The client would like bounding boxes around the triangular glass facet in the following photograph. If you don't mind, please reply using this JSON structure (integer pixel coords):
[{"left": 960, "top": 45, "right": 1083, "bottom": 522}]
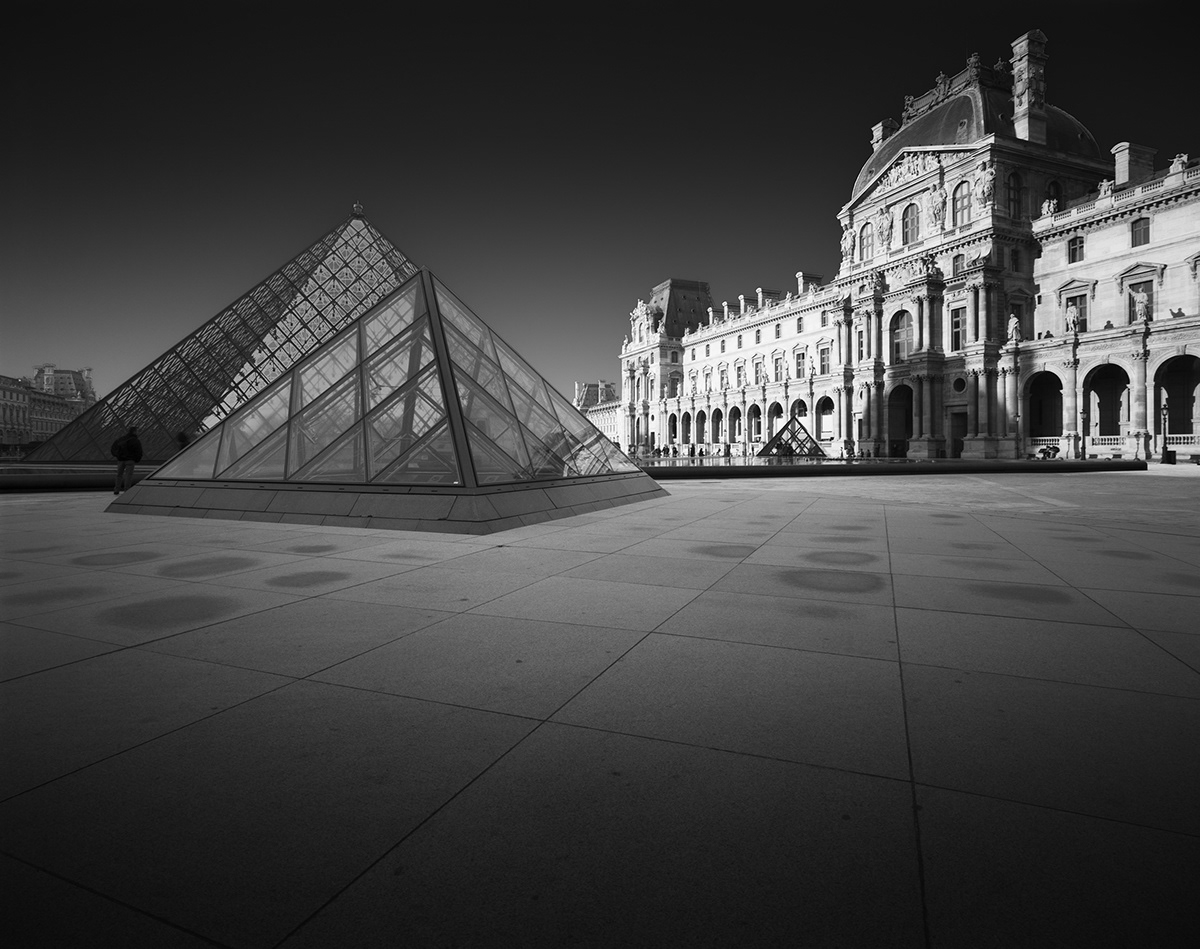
[{"left": 374, "top": 423, "right": 461, "bottom": 485}]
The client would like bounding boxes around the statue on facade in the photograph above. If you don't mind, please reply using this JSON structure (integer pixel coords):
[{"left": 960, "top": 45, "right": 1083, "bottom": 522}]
[
  {"left": 928, "top": 182, "right": 947, "bottom": 230},
  {"left": 1170, "top": 153, "right": 1189, "bottom": 173},
  {"left": 967, "top": 52, "right": 982, "bottom": 79},
  {"left": 876, "top": 206, "right": 894, "bottom": 250},
  {"left": 1065, "top": 302, "right": 1080, "bottom": 334},
  {"left": 902, "top": 95, "right": 917, "bottom": 123},
  {"left": 1040, "top": 197, "right": 1058, "bottom": 216},
  {"left": 975, "top": 160, "right": 996, "bottom": 207},
  {"left": 934, "top": 72, "right": 952, "bottom": 101},
  {"left": 840, "top": 223, "right": 856, "bottom": 260},
  {"left": 1131, "top": 287, "right": 1151, "bottom": 321},
  {"left": 1098, "top": 178, "right": 1114, "bottom": 197},
  {"left": 1007, "top": 313, "right": 1023, "bottom": 343}
]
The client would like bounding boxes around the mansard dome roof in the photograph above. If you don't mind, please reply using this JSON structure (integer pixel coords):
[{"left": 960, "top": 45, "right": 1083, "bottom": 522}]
[{"left": 851, "top": 83, "right": 1101, "bottom": 200}]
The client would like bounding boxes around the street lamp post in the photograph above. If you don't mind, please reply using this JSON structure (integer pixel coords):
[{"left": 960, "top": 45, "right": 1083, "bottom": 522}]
[{"left": 1161, "top": 397, "right": 1170, "bottom": 462}]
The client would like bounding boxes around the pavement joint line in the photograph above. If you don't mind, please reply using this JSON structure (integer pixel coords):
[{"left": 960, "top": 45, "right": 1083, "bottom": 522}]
[{"left": 891, "top": 658, "right": 1200, "bottom": 700}]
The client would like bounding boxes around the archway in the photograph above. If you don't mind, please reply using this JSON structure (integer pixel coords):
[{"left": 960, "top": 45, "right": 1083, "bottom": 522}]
[
  {"left": 668, "top": 413, "right": 678, "bottom": 444},
  {"left": 1155, "top": 354, "right": 1200, "bottom": 439},
  {"left": 790, "top": 398, "right": 808, "bottom": 419},
  {"left": 696, "top": 410, "right": 707, "bottom": 445},
  {"left": 1083, "top": 364, "right": 1129, "bottom": 443},
  {"left": 711, "top": 408, "right": 724, "bottom": 444},
  {"left": 887, "top": 385, "right": 913, "bottom": 457},
  {"left": 748, "top": 405, "right": 763, "bottom": 443},
  {"left": 1028, "top": 373, "right": 1063, "bottom": 438},
  {"left": 815, "top": 396, "right": 835, "bottom": 440},
  {"left": 767, "top": 402, "right": 784, "bottom": 437},
  {"left": 681, "top": 412, "right": 692, "bottom": 445},
  {"left": 729, "top": 406, "right": 743, "bottom": 442}
]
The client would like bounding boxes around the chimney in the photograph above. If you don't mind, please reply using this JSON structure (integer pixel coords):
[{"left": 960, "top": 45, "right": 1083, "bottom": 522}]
[
  {"left": 1111, "top": 143, "right": 1158, "bottom": 187},
  {"left": 1010, "top": 30, "right": 1048, "bottom": 144},
  {"left": 870, "top": 119, "right": 900, "bottom": 151}
]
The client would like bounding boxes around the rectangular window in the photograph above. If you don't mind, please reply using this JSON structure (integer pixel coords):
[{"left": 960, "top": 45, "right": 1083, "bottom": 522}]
[
  {"left": 774, "top": 357, "right": 783, "bottom": 381},
  {"left": 754, "top": 363, "right": 762, "bottom": 385},
  {"left": 820, "top": 313, "right": 829, "bottom": 327},
  {"left": 1128, "top": 281, "right": 1153, "bottom": 322},
  {"left": 1065, "top": 294, "right": 1088, "bottom": 332},
  {"left": 705, "top": 374, "right": 711, "bottom": 392},
  {"left": 795, "top": 353, "right": 805, "bottom": 378},
  {"left": 1131, "top": 218, "right": 1150, "bottom": 247},
  {"left": 720, "top": 369, "right": 728, "bottom": 389},
  {"left": 952, "top": 254, "right": 965, "bottom": 276},
  {"left": 737, "top": 335, "right": 742, "bottom": 349},
  {"left": 950, "top": 307, "right": 966, "bottom": 351},
  {"left": 774, "top": 324, "right": 781, "bottom": 339},
  {"left": 670, "top": 351, "right": 679, "bottom": 363},
  {"left": 1068, "top": 236, "right": 1085, "bottom": 263},
  {"left": 720, "top": 339, "right": 725, "bottom": 353},
  {"left": 796, "top": 317, "right": 804, "bottom": 333},
  {"left": 736, "top": 365, "right": 744, "bottom": 387},
  {"left": 856, "top": 330, "right": 864, "bottom": 363},
  {"left": 819, "top": 348, "right": 830, "bottom": 374}
]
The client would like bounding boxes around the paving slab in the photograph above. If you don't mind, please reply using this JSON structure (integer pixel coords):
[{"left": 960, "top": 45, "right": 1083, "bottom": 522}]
[
  {"left": 278, "top": 724, "right": 925, "bottom": 949},
  {"left": 0, "top": 680, "right": 534, "bottom": 949}
]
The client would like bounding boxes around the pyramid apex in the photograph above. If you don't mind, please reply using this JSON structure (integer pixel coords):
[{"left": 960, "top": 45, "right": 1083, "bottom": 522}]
[{"left": 352, "top": 201, "right": 365, "bottom": 217}]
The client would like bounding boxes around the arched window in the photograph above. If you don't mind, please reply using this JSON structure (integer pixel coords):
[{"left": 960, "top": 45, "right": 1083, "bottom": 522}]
[
  {"left": 774, "top": 323, "right": 781, "bottom": 339},
  {"left": 902, "top": 204, "right": 920, "bottom": 244},
  {"left": 704, "top": 344, "right": 710, "bottom": 357},
  {"left": 796, "top": 316, "right": 803, "bottom": 332},
  {"left": 1006, "top": 172, "right": 1023, "bottom": 219},
  {"left": 859, "top": 223, "right": 874, "bottom": 261},
  {"left": 952, "top": 182, "right": 972, "bottom": 226},
  {"left": 755, "top": 329, "right": 761, "bottom": 344},
  {"left": 891, "top": 311, "right": 914, "bottom": 363},
  {"left": 1046, "top": 180, "right": 1062, "bottom": 206}
]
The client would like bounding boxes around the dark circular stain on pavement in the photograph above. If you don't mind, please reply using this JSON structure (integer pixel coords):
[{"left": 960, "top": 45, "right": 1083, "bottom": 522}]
[
  {"left": 690, "top": 545, "right": 758, "bottom": 559},
  {"left": 158, "top": 556, "right": 262, "bottom": 578},
  {"left": 97, "top": 594, "right": 237, "bottom": 630},
  {"left": 72, "top": 550, "right": 161, "bottom": 566},
  {"left": 802, "top": 551, "right": 880, "bottom": 567},
  {"left": 266, "top": 571, "right": 352, "bottom": 588},
  {"left": 781, "top": 569, "right": 885, "bottom": 594}
]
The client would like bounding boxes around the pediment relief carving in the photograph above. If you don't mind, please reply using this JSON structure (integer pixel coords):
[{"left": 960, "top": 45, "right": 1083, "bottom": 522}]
[
  {"left": 1114, "top": 261, "right": 1167, "bottom": 291},
  {"left": 1054, "top": 278, "right": 1098, "bottom": 305},
  {"left": 853, "top": 149, "right": 974, "bottom": 211}
]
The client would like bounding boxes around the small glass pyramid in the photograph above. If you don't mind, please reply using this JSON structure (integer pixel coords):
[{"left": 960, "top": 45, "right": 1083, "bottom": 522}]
[
  {"left": 757, "top": 416, "right": 826, "bottom": 459},
  {"left": 26, "top": 208, "right": 418, "bottom": 464},
  {"left": 146, "top": 270, "right": 641, "bottom": 489}
]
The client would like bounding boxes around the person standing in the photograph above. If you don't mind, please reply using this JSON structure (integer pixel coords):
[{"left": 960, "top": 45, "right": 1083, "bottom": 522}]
[{"left": 111, "top": 426, "right": 143, "bottom": 495}]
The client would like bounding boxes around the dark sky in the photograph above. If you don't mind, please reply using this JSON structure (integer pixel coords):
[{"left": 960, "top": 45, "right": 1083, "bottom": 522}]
[{"left": 3, "top": 1, "right": 1191, "bottom": 401}]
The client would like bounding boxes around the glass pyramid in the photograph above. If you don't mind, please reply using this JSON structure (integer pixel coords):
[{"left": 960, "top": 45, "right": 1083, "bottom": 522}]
[
  {"left": 26, "top": 208, "right": 419, "bottom": 464},
  {"left": 757, "top": 416, "right": 826, "bottom": 459},
  {"left": 146, "top": 269, "right": 641, "bottom": 489}
]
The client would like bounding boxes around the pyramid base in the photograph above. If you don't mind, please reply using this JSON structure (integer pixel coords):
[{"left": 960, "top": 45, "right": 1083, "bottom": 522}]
[{"left": 106, "top": 471, "right": 668, "bottom": 534}]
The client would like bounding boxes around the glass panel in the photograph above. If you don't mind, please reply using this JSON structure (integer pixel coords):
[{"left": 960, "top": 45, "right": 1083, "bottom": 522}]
[
  {"left": 44, "top": 414, "right": 104, "bottom": 460},
  {"left": 365, "top": 318, "right": 435, "bottom": 409},
  {"left": 494, "top": 337, "right": 554, "bottom": 412},
  {"left": 434, "top": 280, "right": 497, "bottom": 360},
  {"left": 217, "top": 378, "right": 291, "bottom": 473},
  {"left": 155, "top": 427, "right": 221, "bottom": 480},
  {"left": 365, "top": 370, "right": 446, "bottom": 476},
  {"left": 362, "top": 278, "right": 424, "bottom": 353},
  {"left": 455, "top": 374, "right": 531, "bottom": 475},
  {"left": 220, "top": 425, "right": 288, "bottom": 480},
  {"left": 507, "top": 382, "right": 567, "bottom": 449},
  {"left": 296, "top": 331, "right": 359, "bottom": 407},
  {"left": 374, "top": 421, "right": 461, "bottom": 484},
  {"left": 466, "top": 427, "right": 531, "bottom": 484},
  {"left": 288, "top": 372, "right": 359, "bottom": 475},
  {"left": 293, "top": 425, "right": 367, "bottom": 482}
]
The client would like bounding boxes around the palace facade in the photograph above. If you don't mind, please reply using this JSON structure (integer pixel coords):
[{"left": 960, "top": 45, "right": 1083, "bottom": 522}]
[{"left": 583, "top": 30, "right": 1200, "bottom": 462}]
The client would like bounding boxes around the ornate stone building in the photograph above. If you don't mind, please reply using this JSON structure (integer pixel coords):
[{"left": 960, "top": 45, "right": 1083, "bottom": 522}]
[{"left": 586, "top": 30, "right": 1200, "bottom": 462}]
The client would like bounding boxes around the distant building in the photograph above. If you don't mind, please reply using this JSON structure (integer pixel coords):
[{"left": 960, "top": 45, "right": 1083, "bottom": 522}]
[
  {"left": 584, "top": 30, "right": 1200, "bottom": 462},
  {"left": 32, "top": 364, "right": 97, "bottom": 408},
  {"left": 573, "top": 380, "right": 620, "bottom": 444},
  {"left": 1, "top": 371, "right": 92, "bottom": 456}
]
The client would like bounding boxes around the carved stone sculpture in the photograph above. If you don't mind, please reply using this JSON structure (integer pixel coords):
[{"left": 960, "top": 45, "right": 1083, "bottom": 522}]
[
  {"left": 1065, "top": 302, "right": 1079, "bottom": 333},
  {"left": 840, "top": 223, "right": 856, "bottom": 261},
  {"left": 876, "top": 207, "right": 894, "bottom": 251},
  {"left": 1007, "top": 313, "right": 1022, "bottom": 342},
  {"left": 1099, "top": 178, "right": 1114, "bottom": 197},
  {"left": 928, "top": 183, "right": 947, "bottom": 230}
]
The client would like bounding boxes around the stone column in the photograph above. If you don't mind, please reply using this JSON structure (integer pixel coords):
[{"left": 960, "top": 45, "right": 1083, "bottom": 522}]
[
  {"left": 913, "top": 375, "right": 924, "bottom": 438},
  {"left": 871, "top": 383, "right": 883, "bottom": 441},
  {"left": 970, "top": 286, "right": 980, "bottom": 342},
  {"left": 967, "top": 371, "right": 979, "bottom": 437},
  {"left": 981, "top": 284, "right": 993, "bottom": 342},
  {"left": 922, "top": 374, "right": 934, "bottom": 436},
  {"left": 984, "top": 369, "right": 997, "bottom": 436},
  {"left": 845, "top": 386, "right": 855, "bottom": 445},
  {"left": 873, "top": 310, "right": 884, "bottom": 363},
  {"left": 916, "top": 296, "right": 926, "bottom": 351},
  {"left": 861, "top": 385, "right": 871, "bottom": 442},
  {"left": 1132, "top": 352, "right": 1148, "bottom": 432},
  {"left": 1063, "top": 358, "right": 1079, "bottom": 442}
]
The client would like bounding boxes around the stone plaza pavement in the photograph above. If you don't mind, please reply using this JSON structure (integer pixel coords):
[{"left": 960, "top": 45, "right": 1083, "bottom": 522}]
[{"left": 2, "top": 468, "right": 1199, "bottom": 948}]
